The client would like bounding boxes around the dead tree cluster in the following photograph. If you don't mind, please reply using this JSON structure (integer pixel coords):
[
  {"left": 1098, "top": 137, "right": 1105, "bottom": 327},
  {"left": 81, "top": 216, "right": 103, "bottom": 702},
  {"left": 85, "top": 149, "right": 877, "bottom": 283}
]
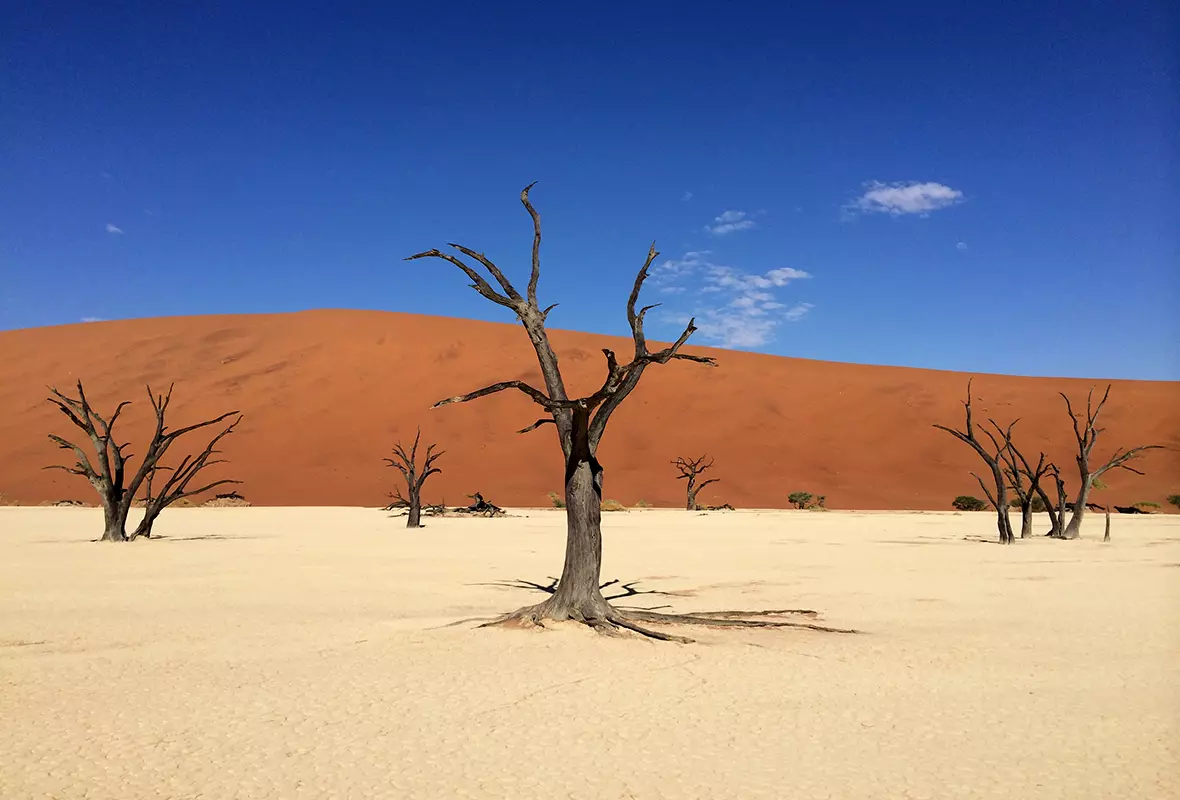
[
  {"left": 407, "top": 183, "right": 848, "bottom": 641},
  {"left": 46, "top": 382, "right": 241, "bottom": 541},
  {"left": 935, "top": 380, "right": 1161, "bottom": 544},
  {"left": 672, "top": 455, "right": 720, "bottom": 510}
]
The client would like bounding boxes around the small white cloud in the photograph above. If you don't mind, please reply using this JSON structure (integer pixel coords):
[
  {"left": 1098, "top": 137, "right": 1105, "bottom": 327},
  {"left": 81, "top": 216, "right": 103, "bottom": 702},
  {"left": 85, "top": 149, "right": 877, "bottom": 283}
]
[
  {"left": 956, "top": 241, "right": 968, "bottom": 251},
  {"left": 105, "top": 223, "right": 124, "bottom": 234},
  {"left": 783, "top": 302, "right": 814, "bottom": 322},
  {"left": 847, "top": 181, "right": 964, "bottom": 216},
  {"left": 681, "top": 191, "right": 693, "bottom": 202},
  {"left": 704, "top": 209, "right": 756, "bottom": 235},
  {"left": 80, "top": 317, "right": 105, "bottom": 323},
  {"left": 654, "top": 252, "right": 813, "bottom": 348}
]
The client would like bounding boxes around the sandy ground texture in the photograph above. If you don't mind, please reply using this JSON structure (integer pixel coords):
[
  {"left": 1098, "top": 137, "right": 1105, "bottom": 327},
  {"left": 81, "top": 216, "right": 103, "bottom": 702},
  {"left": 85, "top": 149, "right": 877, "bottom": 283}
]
[
  {"left": 1, "top": 506, "right": 1178, "bottom": 800},
  {"left": 3, "top": 310, "right": 1178, "bottom": 510}
]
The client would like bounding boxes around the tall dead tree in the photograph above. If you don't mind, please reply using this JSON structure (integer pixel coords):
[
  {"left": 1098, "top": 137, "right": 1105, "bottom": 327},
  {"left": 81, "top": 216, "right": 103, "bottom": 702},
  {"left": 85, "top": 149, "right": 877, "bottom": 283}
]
[
  {"left": 672, "top": 455, "right": 720, "bottom": 510},
  {"left": 46, "top": 382, "right": 241, "bottom": 541},
  {"left": 1001, "top": 440, "right": 1052, "bottom": 539},
  {"left": 408, "top": 184, "right": 839, "bottom": 642},
  {"left": 934, "top": 379, "right": 1017, "bottom": 544},
  {"left": 384, "top": 428, "right": 444, "bottom": 528},
  {"left": 1059, "top": 385, "right": 1161, "bottom": 539},
  {"left": 1039, "top": 463, "right": 1069, "bottom": 538}
]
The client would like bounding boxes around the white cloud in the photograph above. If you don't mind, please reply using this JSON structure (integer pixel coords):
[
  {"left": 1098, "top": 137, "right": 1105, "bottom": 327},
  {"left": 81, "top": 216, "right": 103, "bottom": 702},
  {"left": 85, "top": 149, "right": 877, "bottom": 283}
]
[
  {"left": 654, "top": 252, "right": 813, "bottom": 348},
  {"left": 80, "top": 317, "right": 105, "bottom": 323},
  {"left": 681, "top": 191, "right": 693, "bottom": 202},
  {"left": 847, "top": 181, "right": 963, "bottom": 216},
  {"left": 105, "top": 223, "right": 124, "bottom": 234},
  {"left": 704, "top": 209, "right": 756, "bottom": 235},
  {"left": 956, "top": 241, "right": 968, "bottom": 251}
]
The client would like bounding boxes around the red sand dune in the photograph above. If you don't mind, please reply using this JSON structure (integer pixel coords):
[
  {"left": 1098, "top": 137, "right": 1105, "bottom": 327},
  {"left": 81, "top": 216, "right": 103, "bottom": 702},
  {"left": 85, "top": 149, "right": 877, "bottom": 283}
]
[{"left": 1, "top": 310, "right": 1177, "bottom": 511}]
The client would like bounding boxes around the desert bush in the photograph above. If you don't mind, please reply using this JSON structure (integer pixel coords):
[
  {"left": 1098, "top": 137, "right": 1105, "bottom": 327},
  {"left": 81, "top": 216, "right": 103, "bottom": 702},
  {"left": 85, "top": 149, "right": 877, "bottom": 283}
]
[
  {"left": 787, "top": 491, "right": 813, "bottom": 509},
  {"left": 1168, "top": 494, "right": 1180, "bottom": 510},
  {"left": 1009, "top": 495, "right": 1047, "bottom": 513},
  {"left": 633, "top": 499, "right": 652, "bottom": 508},
  {"left": 600, "top": 499, "right": 628, "bottom": 512},
  {"left": 202, "top": 491, "right": 250, "bottom": 508},
  {"left": 1134, "top": 501, "right": 1160, "bottom": 510},
  {"left": 547, "top": 491, "right": 565, "bottom": 509},
  {"left": 952, "top": 495, "right": 988, "bottom": 512},
  {"left": 1091, "top": 478, "right": 1108, "bottom": 491}
]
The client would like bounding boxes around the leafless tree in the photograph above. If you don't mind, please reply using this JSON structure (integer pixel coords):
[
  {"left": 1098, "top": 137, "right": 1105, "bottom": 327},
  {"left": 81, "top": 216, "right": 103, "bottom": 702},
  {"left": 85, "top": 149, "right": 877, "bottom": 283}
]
[
  {"left": 408, "top": 184, "right": 851, "bottom": 642},
  {"left": 384, "top": 428, "right": 444, "bottom": 528},
  {"left": 1058, "top": 385, "right": 1161, "bottom": 539},
  {"left": 45, "top": 382, "right": 241, "bottom": 541},
  {"left": 1038, "top": 463, "right": 1069, "bottom": 538},
  {"left": 672, "top": 455, "right": 720, "bottom": 510},
  {"left": 934, "top": 379, "right": 1017, "bottom": 544},
  {"left": 1001, "top": 440, "right": 1052, "bottom": 539}
]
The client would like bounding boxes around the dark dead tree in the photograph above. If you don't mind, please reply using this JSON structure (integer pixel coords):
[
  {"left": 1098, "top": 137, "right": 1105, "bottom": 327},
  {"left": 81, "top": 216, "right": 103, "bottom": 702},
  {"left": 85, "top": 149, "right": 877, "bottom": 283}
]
[
  {"left": 384, "top": 428, "right": 444, "bottom": 528},
  {"left": 1040, "top": 463, "right": 1068, "bottom": 537},
  {"left": 1103, "top": 505, "right": 1111, "bottom": 542},
  {"left": 408, "top": 184, "right": 851, "bottom": 642},
  {"left": 672, "top": 455, "right": 720, "bottom": 510},
  {"left": 45, "top": 381, "right": 241, "bottom": 542},
  {"left": 933, "top": 379, "right": 1016, "bottom": 544},
  {"left": 1001, "top": 440, "right": 1052, "bottom": 539},
  {"left": 1059, "top": 385, "right": 1162, "bottom": 539}
]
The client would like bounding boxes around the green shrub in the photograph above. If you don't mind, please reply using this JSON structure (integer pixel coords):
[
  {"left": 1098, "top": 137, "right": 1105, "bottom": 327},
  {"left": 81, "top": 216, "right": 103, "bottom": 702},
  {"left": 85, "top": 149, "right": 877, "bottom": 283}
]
[
  {"left": 601, "top": 499, "right": 627, "bottom": 512},
  {"left": 1091, "top": 478, "right": 1108, "bottom": 491},
  {"left": 1009, "top": 495, "right": 1047, "bottom": 513},
  {"left": 633, "top": 499, "right": 652, "bottom": 508},
  {"left": 1134, "top": 501, "right": 1160, "bottom": 509},
  {"left": 787, "top": 491, "right": 813, "bottom": 509},
  {"left": 547, "top": 491, "right": 565, "bottom": 509},
  {"left": 1166, "top": 494, "right": 1180, "bottom": 510},
  {"left": 953, "top": 495, "right": 988, "bottom": 512}
]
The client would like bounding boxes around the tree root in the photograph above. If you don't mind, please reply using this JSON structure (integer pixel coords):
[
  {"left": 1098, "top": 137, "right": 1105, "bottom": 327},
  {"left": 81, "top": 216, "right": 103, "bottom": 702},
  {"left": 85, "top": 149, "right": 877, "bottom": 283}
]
[{"left": 472, "top": 583, "right": 857, "bottom": 643}]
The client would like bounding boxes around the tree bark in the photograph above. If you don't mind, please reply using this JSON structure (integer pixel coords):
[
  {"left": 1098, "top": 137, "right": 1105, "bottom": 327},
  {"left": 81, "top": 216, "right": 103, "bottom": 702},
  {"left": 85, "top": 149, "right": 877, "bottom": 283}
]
[
  {"left": 407, "top": 490, "right": 422, "bottom": 529},
  {"left": 1063, "top": 478, "right": 1091, "bottom": 539},
  {"left": 100, "top": 491, "right": 130, "bottom": 542},
  {"left": 1103, "top": 505, "right": 1111, "bottom": 542},
  {"left": 1019, "top": 500, "right": 1034, "bottom": 539}
]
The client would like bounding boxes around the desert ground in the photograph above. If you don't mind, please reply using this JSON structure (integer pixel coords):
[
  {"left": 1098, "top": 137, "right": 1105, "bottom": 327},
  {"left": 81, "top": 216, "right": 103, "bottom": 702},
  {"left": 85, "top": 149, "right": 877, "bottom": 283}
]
[
  {"left": 2, "top": 311, "right": 1178, "bottom": 511},
  {"left": 2, "top": 506, "right": 1177, "bottom": 799}
]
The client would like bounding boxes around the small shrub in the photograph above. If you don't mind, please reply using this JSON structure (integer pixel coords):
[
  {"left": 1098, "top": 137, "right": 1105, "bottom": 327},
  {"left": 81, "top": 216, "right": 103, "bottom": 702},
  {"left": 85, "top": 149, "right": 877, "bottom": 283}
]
[
  {"left": 633, "top": 499, "right": 652, "bottom": 509},
  {"left": 1134, "top": 501, "right": 1160, "bottom": 510},
  {"left": 1009, "top": 495, "right": 1047, "bottom": 513},
  {"left": 547, "top": 491, "right": 565, "bottom": 509},
  {"left": 787, "top": 491, "right": 813, "bottom": 509},
  {"left": 1091, "top": 478, "right": 1108, "bottom": 491},
  {"left": 1167, "top": 494, "right": 1180, "bottom": 510},
  {"left": 952, "top": 495, "right": 988, "bottom": 512},
  {"left": 600, "top": 499, "right": 628, "bottom": 512}
]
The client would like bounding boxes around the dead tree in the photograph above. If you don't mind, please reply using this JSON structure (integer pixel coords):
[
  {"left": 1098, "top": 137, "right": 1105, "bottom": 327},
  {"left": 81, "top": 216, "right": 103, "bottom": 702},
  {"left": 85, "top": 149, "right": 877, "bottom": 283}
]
[
  {"left": 384, "top": 428, "right": 443, "bottom": 528},
  {"left": 1059, "top": 385, "right": 1161, "bottom": 539},
  {"left": 408, "top": 184, "right": 847, "bottom": 642},
  {"left": 672, "top": 455, "right": 720, "bottom": 510},
  {"left": 934, "top": 379, "right": 1017, "bottom": 544},
  {"left": 46, "top": 382, "right": 241, "bottom": 542},
  {"left": 1103, "top": 505, "right": 1111, "bottom": 542},
  {"left": 1001, "top": 440, "right": 1052, "bottom": 539}
]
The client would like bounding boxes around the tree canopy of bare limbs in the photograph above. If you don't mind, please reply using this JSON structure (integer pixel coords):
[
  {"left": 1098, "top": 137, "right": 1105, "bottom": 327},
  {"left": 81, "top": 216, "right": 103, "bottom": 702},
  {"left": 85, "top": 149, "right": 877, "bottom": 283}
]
[
  {"left": 999, "top": 439, "right": 1054, "bottom": 538},
  {"left": 408, "top": 184, "right": 853, "bottom": 642},
  {"left": 384, "top": 428, "right": 444, "bottom": 528},
  {"left": 1058, "top": 385, "right": 1161, "bottom": 539},
  {"left": 45, "top": 382, "right": 242, "bottom": 542},
  {"left": 672, "top": 455, "right": 720, "bottom": 510},
  {"left": 933, "top": 379, "right": 1018, "bottom": 544}
]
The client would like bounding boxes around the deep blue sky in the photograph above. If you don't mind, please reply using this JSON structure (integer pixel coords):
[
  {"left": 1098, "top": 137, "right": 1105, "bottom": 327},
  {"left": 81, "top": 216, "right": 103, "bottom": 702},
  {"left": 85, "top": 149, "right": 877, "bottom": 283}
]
[{"left": 3, "top": 2, "right": 1177, "bottom": 379}]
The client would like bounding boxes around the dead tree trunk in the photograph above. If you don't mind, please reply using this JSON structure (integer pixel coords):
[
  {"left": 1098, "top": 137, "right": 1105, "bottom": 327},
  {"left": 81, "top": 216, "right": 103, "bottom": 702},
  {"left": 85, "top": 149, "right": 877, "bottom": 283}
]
[
  {"left": 408, "top": 184, "right": 837, "bottom": 641},
  {"left": 1103, "top": 505, "right": 1111, "bottom": 542},
  {"left": 1059, "top": 385, "right": 1161, "bottom": 539},
  {"left": 1035, "top": 463, "right": 1068, "bottom": 538},
  {"left": 672, "top": 455, "right": 720, "bottom": 510},
  {"left": 1002, "top": 442, "right": 1051, "bottom": 540},
  {"left": 934, "top": 379, "right": 1017, "bottom": 544},
  {"left": 46, "top": 382, "right": 241, "bottom": 542},
  {"left": 384, "top": 429, "right": 444, "bottom": 529}
]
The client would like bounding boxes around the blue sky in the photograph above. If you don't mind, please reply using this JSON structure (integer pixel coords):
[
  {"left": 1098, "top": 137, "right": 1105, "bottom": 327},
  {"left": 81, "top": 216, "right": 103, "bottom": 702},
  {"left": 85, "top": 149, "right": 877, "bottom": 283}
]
[{"left": 2, "top": 2, "right": 1176, "bottom": 379}]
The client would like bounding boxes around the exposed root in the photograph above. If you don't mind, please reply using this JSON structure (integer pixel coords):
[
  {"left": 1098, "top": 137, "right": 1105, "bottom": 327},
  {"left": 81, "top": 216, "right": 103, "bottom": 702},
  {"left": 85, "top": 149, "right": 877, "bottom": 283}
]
[
  {"left": 608, "top": 614, "right": 694, "bottom": 644},
  {"left": 623, "top": 608, "right": 859, "bottom": 635}
]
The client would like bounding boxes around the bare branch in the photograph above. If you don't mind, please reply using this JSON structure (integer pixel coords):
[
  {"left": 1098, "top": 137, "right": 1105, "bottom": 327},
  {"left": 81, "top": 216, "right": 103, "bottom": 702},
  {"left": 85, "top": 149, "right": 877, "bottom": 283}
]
[
  {"left": 516, "top": 418, "right": 555, "bottom": 434},
  {"left": 433, "top": 380, "right": 578, "bottom": 411},
  {"left": 405, "top": 249, "right": 515, "bottom": 308},
  {"left": 521, "top": 181, "right": 542, "bottom": 306},
  {"left": 448, "top": 243, "right": 522, "bottom": 302}
]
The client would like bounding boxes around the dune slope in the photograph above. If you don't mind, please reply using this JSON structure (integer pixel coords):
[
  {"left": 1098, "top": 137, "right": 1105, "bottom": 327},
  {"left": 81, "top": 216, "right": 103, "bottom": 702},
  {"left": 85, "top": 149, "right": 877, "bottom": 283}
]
[{"left": 1, "top": 310, "right": 1176, "bottom": 509}]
